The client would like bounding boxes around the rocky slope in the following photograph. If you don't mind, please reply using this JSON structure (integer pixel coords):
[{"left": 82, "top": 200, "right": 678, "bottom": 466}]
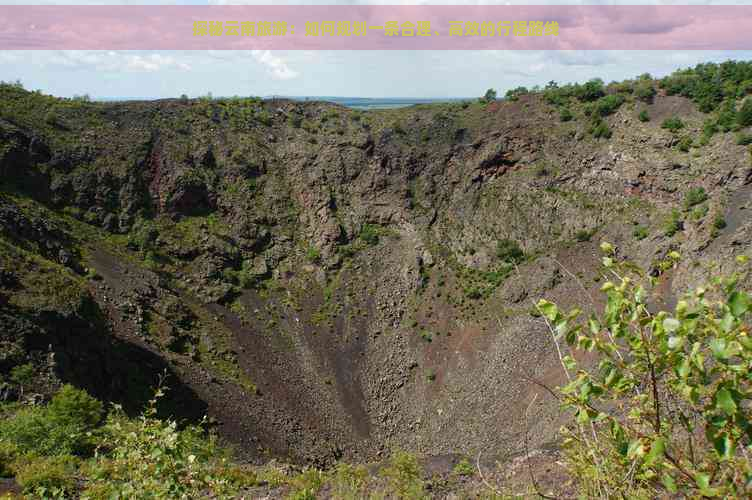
[{"left": 1, "top": 71, "right": 751, "bottom": 471}]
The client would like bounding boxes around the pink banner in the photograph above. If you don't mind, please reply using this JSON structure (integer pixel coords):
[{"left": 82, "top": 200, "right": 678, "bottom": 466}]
[{"left": 0, "top": 5, "right": 751, "bottom": 50}]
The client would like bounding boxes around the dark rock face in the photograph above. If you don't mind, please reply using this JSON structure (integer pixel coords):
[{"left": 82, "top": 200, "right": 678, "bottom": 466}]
[{"left": 1, "top": 88, "right": 751, "bottom": 466}]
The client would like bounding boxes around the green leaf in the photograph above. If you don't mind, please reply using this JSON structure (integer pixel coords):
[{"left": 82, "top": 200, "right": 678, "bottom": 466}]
[
  {"left": 668, "top": 336, "right": 685, "bottom": 350},
  {"left": 645, "top": 437, "right": 666, "bottom": 466},
  {"left": 663, "top": 317, "right": 680, "bottom": 333},
  {"left": 729, "top": 290, "right": 750, "bottom": 318},
  {"left": 661, "top": 473, "right": 677, "bottom": 493},
  {"left": 716, "top": 387, "right": 737, "bottom": 416},
  {"left": 710, "top": 338, "right": 729, "bottom": 361},
  {"left": 694, "top": 472, "right": 710, "bottom": 490},
  {"left": 626, "top": 439, "right": 644, "bottom": 459},
  {"left": 537, "top": 299, "right": 559, "bottom": 322}
]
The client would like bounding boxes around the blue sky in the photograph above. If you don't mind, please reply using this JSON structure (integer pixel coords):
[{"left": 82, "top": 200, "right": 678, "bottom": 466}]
[{"left": 2, "top": 0, "right": 752, "bottom": 99}]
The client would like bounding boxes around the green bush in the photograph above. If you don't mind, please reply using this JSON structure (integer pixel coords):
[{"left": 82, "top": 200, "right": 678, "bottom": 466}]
[
  {"left": 638, "top": 110, "right": 650, "bottom": 122},
  {"left": 664, "top": 209, "right": 683, "bottom": 236},
  {"left": 738, "top": 98, "right": 752, "bottom": 127},
  {"left": 632, "top": 225, "right": 649, "bottom": 241},
  {"left": 559, "top": 107, "right": 573, "bottom": 122},
  {"left": 634, "top": 80, "right": 656, "bottom": 103},
  {"left": 595, "top": 94, "right": 625, "bottom": 117},
  {"left": 575, "top": 229, "right": 595, "bottom": 242},
  {"left": 677, "top": 136, "right": 693, "bottom": 152},
  {"left": 588, "top": 117, "right": 612, "bottom": 139},
  {"left": 661, "top": 116, "right": 684, "bottom": 132},
  {"left": 0, "top": 441, "right": 19, "bottom": 477},
  {"left": 684, "top": 187, "right": 708, "bottom": 208},
  {"left": 543, "top": 246, "right": 752, "bottom": 497},
  {"left": 48, "top": 384, "right": 103, "bottom": 430},
  {"left": 735, "top": 132, "right": 752, "bottom": 145},
  {"left": 496, "top": 239, "right": 524, "bottom": 263},
  {"left": 714, "top": 214, "right": 728, "bottom": 230},
  {"left": 380, "top": 451, "right": 425, "bottom": 499},
  {"left": 359, "top": 224, "right": 380, "bottom": 245},
  {"left": 14, "top": 455, "right": 78, "bottom": 496}
]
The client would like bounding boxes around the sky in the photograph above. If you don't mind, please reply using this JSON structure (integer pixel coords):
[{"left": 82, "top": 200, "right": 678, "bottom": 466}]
[{"left": 1, "top": 0, "right": 752, "bottom": 99}]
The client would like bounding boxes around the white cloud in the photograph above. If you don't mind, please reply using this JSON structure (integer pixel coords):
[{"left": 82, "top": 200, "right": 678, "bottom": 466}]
[
  {"left": 43, "top": 50, "right": 190, "bottom": 72},
  {"left": 250, "top": 50, "right": 299, "bottom": 80}
]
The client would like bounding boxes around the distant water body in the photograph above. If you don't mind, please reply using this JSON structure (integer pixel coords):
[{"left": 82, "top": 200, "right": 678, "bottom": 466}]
[
  {"left": 285, "top": 96, "right": 470, "bottom": 110},
  {"left": 97, "top": 96, "right": 471, "bottom": 110}
]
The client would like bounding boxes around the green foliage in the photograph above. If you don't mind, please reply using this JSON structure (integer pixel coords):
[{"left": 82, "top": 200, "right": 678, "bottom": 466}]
[
  {"left": 659, "top": 61, "right": 752, "bottom": 112},
  {"left": 736, "top": 132, "right": 752, "bottom": 145},
  {"left": 482, "top": 88, "right": 497, "bottom": 103},
  {"left": 664, "top": 209, "right": 683, "bottom": 237},
  {"left": 546, "top": 245, "right": 752, "bottom": 497},
  {"left": 380, "top": 451, "right": 426, "bottom": 499},
  {"left": 677, "top": 135, "right": 693, "bottom": 152},
  {"left": 452, "top": 458, "right": 475, "bottom": 477},
  {"left": 559, "top": 107, "right": 573, "bottom": 122},
  {"left": 359, "top": 224, "right": 381, "bottom": 246},
  {"left": 48, "top": 384, "right": 103, "bottom": 430},
  {"left": 13, "top": 455, "right": 77, "bottom": 497},
  {"left": 575, "top": 228, "right": 596, "bottom": 242},
  {"left": 574, "top": 79, "right": 606, "bottom": 102},
  {"left": 714, "top": 214, "right": 728, "bottom": 230},
  {"left": 496, "top": 238, "right": 524, "bottom": 263},
  {"left": 0, "top": 441, "right": 19, "bottom": 477},
  {"left": 10, "top": 363, "right": 34, "bottom": 393},
  {"left": 633, "top": 225, "right": 649, "bottom": 241},
  {"left": 638, "top": 110, "right": 650, "bottom": 122},
  {"left": 634, "top": 80, "right": 657, "bottom": 103},
  {"left": 661, "top": 116, "right": 685, "bottom": 132},
  {"left": 588, "top": 117, "right": 612, "bottom": 139},
  {"left": 305, "top": 246, "right": 320, "bottom": 263},
  {"left": 594, "top": 94, "right": 625, "bottom": 117},
  {"left": 738, "top": 98, "right": 752, "bottom": 127},
  {"left": 505, "top": 86, "right": 529, "bottom": 101},
  {"left": 0, "top": 386, "right": 101, "bottom": 457},
  {"left": 684, "top": 187, "right": 708, "bottom": 208}
]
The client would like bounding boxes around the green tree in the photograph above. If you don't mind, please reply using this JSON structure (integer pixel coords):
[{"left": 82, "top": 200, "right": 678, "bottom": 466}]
[
  {"left": 540, "top": 245, "right": 752, "bottom": 497},
  {"left": 482, "top": 88, "right": 497, "bottom": 103}
]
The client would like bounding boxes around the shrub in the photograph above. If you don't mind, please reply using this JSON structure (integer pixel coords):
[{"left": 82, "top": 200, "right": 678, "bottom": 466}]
[
  {"left": 714, "top": 214, "right": 728, "bottom": 230},
  {"left": 543, "top": 245, "right": 752, "bottom": 498},
  {"left": 10, "top": 363, "right": 34, "bottom": 395},
  {"left": 632, "top": 225, "right": 649, "bottom": 241},
  {"left": 559, "top": 107, "right": 573, "bottom": 122},
  {"left": 684, "top": 187, "right": 708, "bottom": 208},
  {"left": 575, "top": 229, "right": 595, "bottom": 242},
  {"left": 482, "top": 88, "right": 497, "bottom": 103},
  {"left": 48, "top": 384, "right": 103, "bottom": 430},
  {"left": 305, "top": 246, "right": 320, "bottom": 263},
  {"left": 380, "top": 451, "right": 425, "bottom": 499},
  {"left": 452, "top": 458, "right": 474, "bottom": 477},
  {"left": 664, "top": 209, "right": 683, "bottom": 236},
  {"left": 735, "top": 132, "right": 752, "bottom": 145},
  {"left": 638, "top": 110, "right": 650, "bottom": 122},
  {"left": 595, "top": 94, "right": 625, "bottom": 117},
  {"left": 496, "top": 239, "right": 524, "bottom": 263},
  {"left": 661, "top": 117, "right": 684, "bottom": 132},
  {"left": 574, "top": 79, "right": 605, "bottom": 102},
  {"left": 677, "top": 136, "right": 693, "bottom": 152},
  {"left": 13, "top": 455, "right": 78, "bottom": 496},
  {"left": 0, "top": 441, "right": 19, "bottom": 477},
  {"left": 588, "top": 117, "right": 612, "bottom": 139},
  {"left": 738, "top": 98, "right": 752, "bottom": 127},
  {"left": 359, "top": 224, "right": 380, "bottom": 245},
  {"left": 634, "top": 80, "right": 656, "bottom": 103}
]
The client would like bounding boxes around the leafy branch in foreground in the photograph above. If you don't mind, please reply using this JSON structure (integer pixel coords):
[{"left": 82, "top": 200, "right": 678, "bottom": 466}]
[{"left": 538, "top": 243, "right": 752, "bottom": 498}]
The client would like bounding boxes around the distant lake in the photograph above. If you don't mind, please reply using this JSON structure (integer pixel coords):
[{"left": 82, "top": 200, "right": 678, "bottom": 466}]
[
  {"left": 96, "top": 96, "right": 472, "bottom": 110},
  {"left": 286, "top": 96, "right": 471, "bottom": 110}
]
